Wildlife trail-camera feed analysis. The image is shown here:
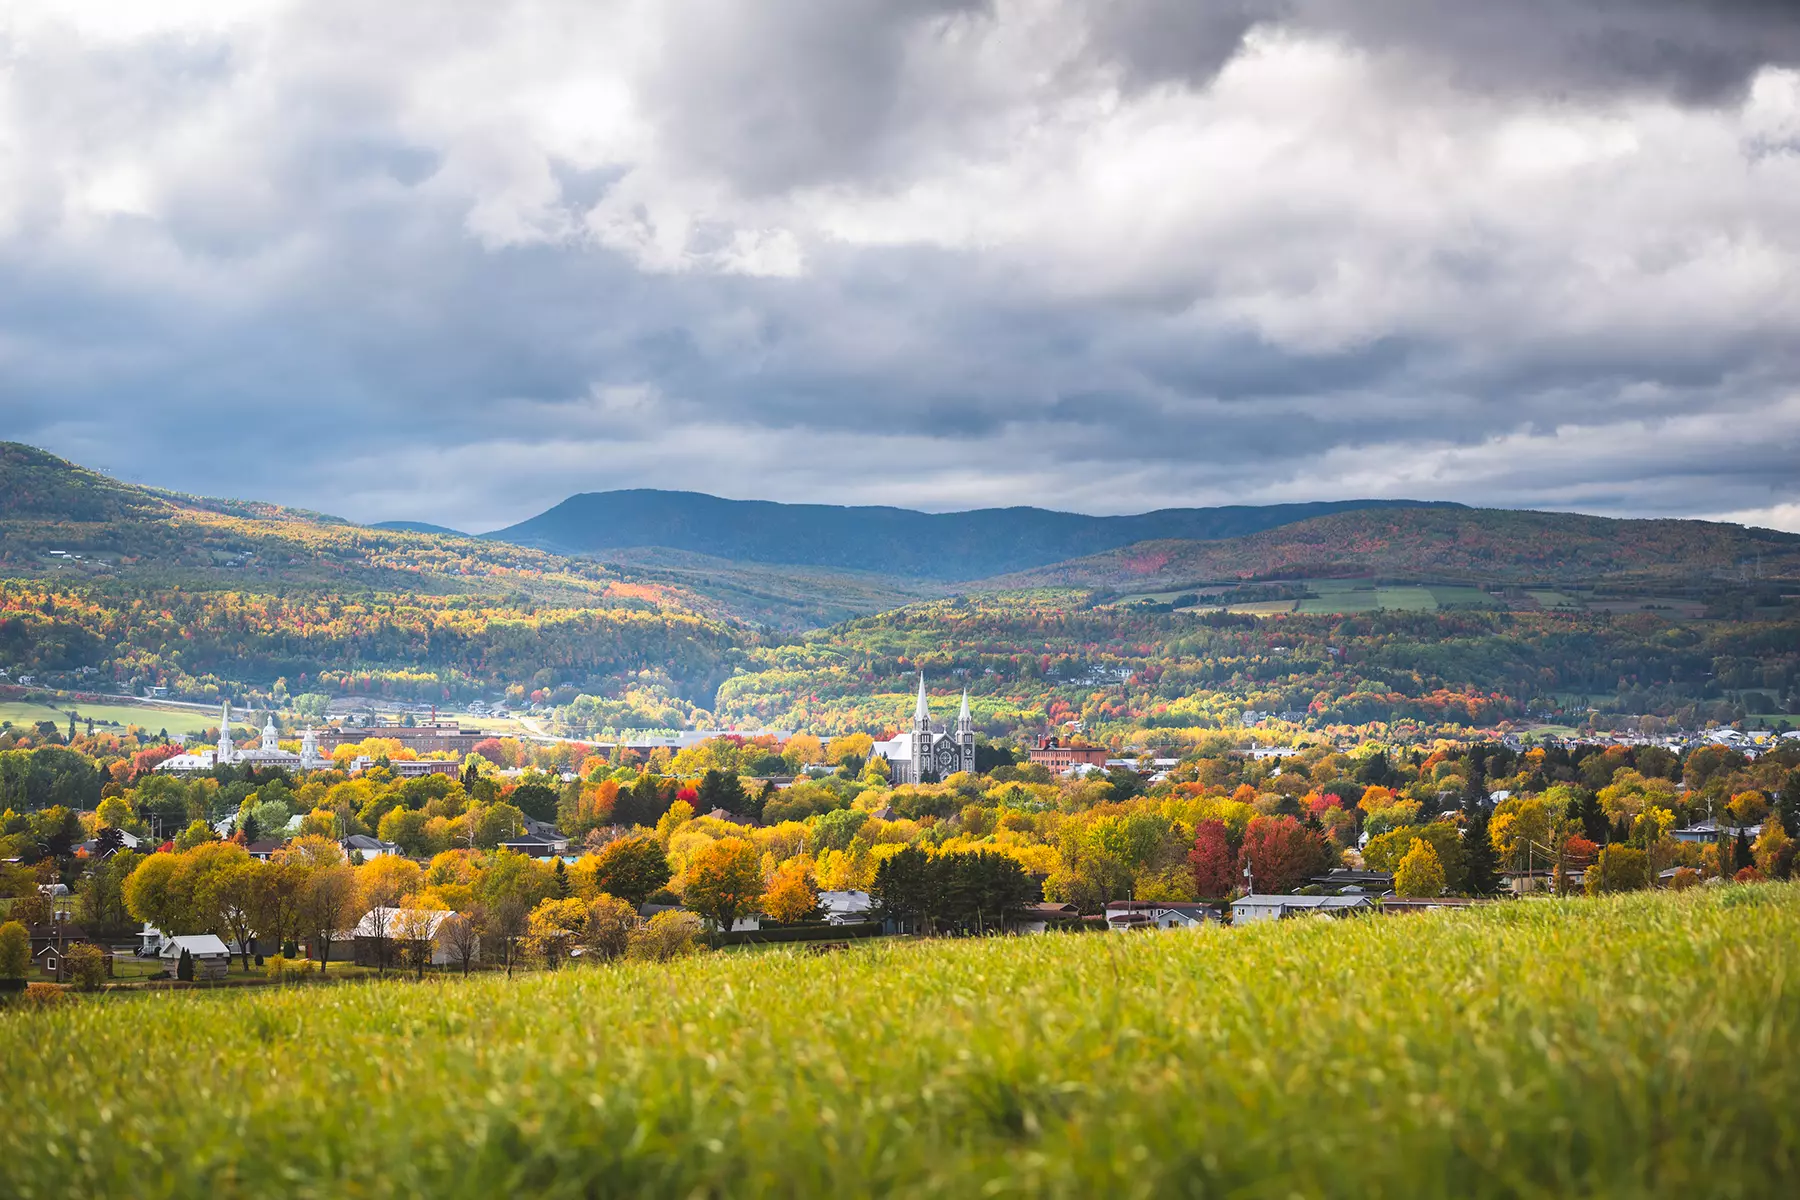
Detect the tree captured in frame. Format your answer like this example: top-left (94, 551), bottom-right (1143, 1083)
top-left (508, 783), bottom-right (559, 824)
top-left (439, 909), bottom-right (484, 976)
top-left (1752, 820), bottom-right (1792, 878)
top-left (681, 837), bottom-right (763, 934)
top-left (578, 834), bottom-right (671, 907)
top-left (1586, 845), bottom-right (1649, 894)
top-left (1394, 838), bottom-right (1446, 898)
top-left (174, 819), bottom-right (216, 851)
top-left (584, 895), bottom-right (636, 961)
top-left (176, 947), bottom-right (194, 981)
top-left (1460, 808), bottom-right (1500, 896)
top-left (490, 896), bottom-right (530, 978)
top-left (297, 865), bottom-right (359, 975)
top-left (762, 857), bottom-right (821, 925)
top-left (1735, 829), bottom-right (1754, 873)
top-left (524, 897), bottom-right (589, 969)
top-left (390, 907), bottom-right (441, 980)
top-left (1239, 815), bottom-right (1334, 894)
top-left (695, 769), bottom-right (748, 818)
top-left (0, 920), bottom-right (27, 979)
top-left (870, 845), bottom-right (935, 931)
top-left (208, 858), bottom-right (268, 971)
top-left (626, 909), bottom-right (701, 961)
top-left (1188, 820), bottom-right (1237, 899)
top-left (935, 851), bottom-right (1032, 935)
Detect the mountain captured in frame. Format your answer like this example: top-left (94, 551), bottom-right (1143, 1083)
top-left (482, 490), bottom-right (1444, 580)
top-left (988, 506), bottom-right (1800, 591)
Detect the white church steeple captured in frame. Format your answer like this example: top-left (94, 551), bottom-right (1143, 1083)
top-left (216, 700), bottom-right (235, 762)
top-left (913, 672), bottom-right (931, 731)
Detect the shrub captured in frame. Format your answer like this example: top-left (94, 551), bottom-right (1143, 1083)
top-left (1668, 868), bottom-right (1700, 891)
top-left (264, 955), bottom-right (312, 983)
top-left (0, 921), bottom-right (27, 980)
top-left (64, 943), bottom-right (108, 991)
top-left (584, 895), bottom-right (637, 962)
top-left (627, 910), bottom-right (702, 962)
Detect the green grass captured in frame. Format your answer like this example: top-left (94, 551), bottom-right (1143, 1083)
top-left (0, 697), bottom-right (218, 737)
top-left (3, 887), bottom-right (1797, 1198)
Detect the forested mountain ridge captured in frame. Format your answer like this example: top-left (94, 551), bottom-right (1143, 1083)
top-left (481, 488), bottom-right (1444, 579)
top-left (989, 506), bottom-right (1800, 591)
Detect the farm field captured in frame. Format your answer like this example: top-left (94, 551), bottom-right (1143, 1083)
top-left (3, 887), bottom-right (1796, 1199)
top-left (0, 698), bottom-right (219, 738)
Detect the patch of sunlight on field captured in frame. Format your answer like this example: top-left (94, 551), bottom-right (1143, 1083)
top-left (0, 698), bottom-right (218, 736)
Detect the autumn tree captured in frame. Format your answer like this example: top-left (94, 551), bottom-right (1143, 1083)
top-left (297, 865), bottom-right (359, 975)
top-left (1460, 808), bottom-right (1500, 896)
top-left (1238, 815), bottom-right (1334, 894)
top-left (762, 857), bottom-right (821, 925)
top-left (525, 897), bottom-right (589, 969)
top-left (681, 837), bottom-right (764, 934)
top-left (1188, 820), bottom-right (1237, 898)
top-left (1586, 845), bottom-right (1649, 895)
top-left (574, 834), bottom-right (671, 907)
top-left (1394, 838), bottom-right (1446, 898)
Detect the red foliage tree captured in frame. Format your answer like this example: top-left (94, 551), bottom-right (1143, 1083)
top-left (1188, 820), bottom-right (1238, 898)
top-left (1239, 815), bottom-right (1335, 894)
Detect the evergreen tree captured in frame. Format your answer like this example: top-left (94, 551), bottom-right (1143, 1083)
top-left (461, 760), bottom-right (479, 791)
top-left (1780, 768), bottom-right (1800, 838)
top-left (177, 948), bottom-right (194, 982)
top-left (1461, 808), bottom-right (1500, 895)
top-left (1735, 829), bottom-right (1754, 872)
top-left (552, 858), bottom-right (570, 899)
top-left (1577, 790), bottom-right (1609, 843)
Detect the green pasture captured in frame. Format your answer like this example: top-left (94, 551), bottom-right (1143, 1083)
top-left (0, 698), bottom-right (219, 737)
top-left (4, 886), bottom-right (1797, 1199)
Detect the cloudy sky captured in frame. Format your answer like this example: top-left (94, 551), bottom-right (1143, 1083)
top-left (4, 1), bottom-right (1800, 532)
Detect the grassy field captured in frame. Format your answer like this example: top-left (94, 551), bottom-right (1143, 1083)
top-left (3, 887), bottom-right (1796, 1198)
top-left (0, 697), bottom-right (219, 737)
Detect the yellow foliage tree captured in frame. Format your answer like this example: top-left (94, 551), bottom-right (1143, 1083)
top-left (1394, 837), bottom-right (1446, 898)
top-left (762, 857), bottom-right (820, 924)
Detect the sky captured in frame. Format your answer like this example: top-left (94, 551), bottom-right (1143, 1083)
top-left (4, 1), bottom-right (1800, 533)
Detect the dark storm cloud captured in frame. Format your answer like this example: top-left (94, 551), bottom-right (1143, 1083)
top-left (1085, 0), bottom-right (1800, 104)
top-left (2, 1), bottom-right (1799, 532)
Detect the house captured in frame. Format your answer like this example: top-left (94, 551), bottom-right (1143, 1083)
top-left (1671, 821), bottom-right (1761, 846)
top-left (1012, 902), bottom-right (1083, 934)
top-left (159, 934), bottom-right (231, 980)
top-left (351, 907), bottom-right (469, 967)
top-left (1105, 901), bottom-right (1222, 931)
top-left (136, 923), bottom-right (167, 956)
top-left (498, 832), bottom-right (569, 858)
top-left (341, 834), bottom-right (401, 859)
top-left (1230, 894), bottom-right (1373, 924)
top-left (34, 941), bottom-right (111, 979)
top-left (244, 839), bottom-right (287, 861)
top-left (818, 890), bottom-right (874, 925)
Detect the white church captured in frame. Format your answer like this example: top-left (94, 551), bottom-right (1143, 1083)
top-left (158, 701), bottom-right (326, 773)
top-left (869, 676), bottom-right (976, 785)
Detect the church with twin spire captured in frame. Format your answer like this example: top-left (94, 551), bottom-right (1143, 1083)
top-left (869, 675), bottom-right (976, 785)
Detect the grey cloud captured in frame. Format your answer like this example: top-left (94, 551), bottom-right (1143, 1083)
top-left (2, 1), bottom-right (1800, 533)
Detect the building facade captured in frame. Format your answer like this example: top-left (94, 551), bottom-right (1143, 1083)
top-left (870, 676), bottom-right (976, 785)
top-left (158, 702), bottom-right (325, 772)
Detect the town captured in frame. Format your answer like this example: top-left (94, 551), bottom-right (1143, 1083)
top-left (5, 678), bottom-right (1795, 993)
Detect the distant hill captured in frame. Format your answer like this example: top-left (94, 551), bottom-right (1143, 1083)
top-left (0, 442), bottom-right (716, 614)
top-left (372, 520), bottom-right (466, 537)
top-left (482, 490), bottom-right (1444, 580)
top-left (988, 506), bottom-right (1800, 590)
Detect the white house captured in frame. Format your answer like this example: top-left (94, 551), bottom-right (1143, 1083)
top-left (1104, 901), bottom-right (1222, 932)
top-left (1230, 894), bottom-right (1373, 925)
top-left (818, 890), bottom-right (874, 925)
top-left (159, 934), bottom-right (231, 979)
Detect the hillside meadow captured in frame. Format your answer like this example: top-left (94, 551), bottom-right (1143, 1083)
top-left (4, 887), bottom-right (1796, 1198)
